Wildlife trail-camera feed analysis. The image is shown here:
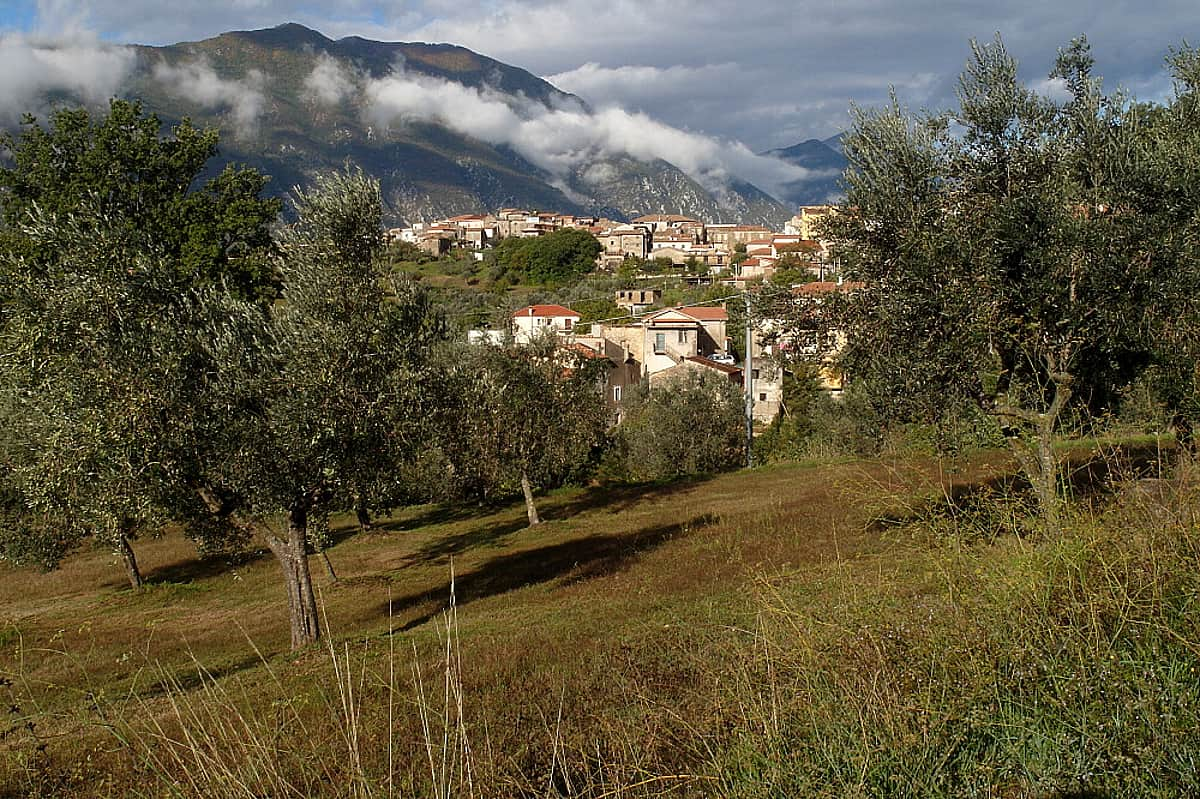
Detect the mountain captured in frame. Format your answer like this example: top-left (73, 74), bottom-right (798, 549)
top-left (761, 137), bottom-right (849, 207)
top-left (64, 23), bottom-right (792, 226)
top-left (822, 132), bottom-right (846, 154)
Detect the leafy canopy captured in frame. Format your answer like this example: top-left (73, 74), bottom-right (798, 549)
top-left (0, 98), bottom-right (280, 302)
top-left (491, 227), bottom-right (603, 286)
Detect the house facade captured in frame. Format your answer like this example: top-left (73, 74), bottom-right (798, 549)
top-left (511, 304), bottom-right (582, 344)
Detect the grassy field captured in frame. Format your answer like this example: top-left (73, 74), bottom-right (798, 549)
top-left (2, 448), bottom-right (1197, 797)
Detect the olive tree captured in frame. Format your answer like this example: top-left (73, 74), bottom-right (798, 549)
top-left (827, 36), bottom-right (1177, 531)
top-left (611, 370), bottom-right (744, 482)
top-left (193, 168), bottom-right (443, 648)
top-left (0, 101), bottom-right (279, 587)
top-left (444, 338), bottom-right (609, 526)
top-left (0, 209), bottom-right (238, 586)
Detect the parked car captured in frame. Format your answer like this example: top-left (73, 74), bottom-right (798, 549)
top-left (708, 352), bottom-right (736, 364)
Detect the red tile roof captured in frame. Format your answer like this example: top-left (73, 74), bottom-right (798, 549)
top-left (562, 342), bottom-right (610, 360)
top-left (678, 305), bottom-right (728, 321)
top-left (512, 304), bottom-right (581, 318)
top-left (632, 214), bottom-right (701, 223)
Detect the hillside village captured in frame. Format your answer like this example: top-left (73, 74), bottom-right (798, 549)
top-left (394, 205), bottom-right (850, 425)
top-left (391, 205), bottom-right (839, 281)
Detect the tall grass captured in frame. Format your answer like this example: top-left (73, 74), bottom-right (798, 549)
top-left (105, 569), bottom-right (489, 799)
top-left (712, 460), bottom-right (1200, 797)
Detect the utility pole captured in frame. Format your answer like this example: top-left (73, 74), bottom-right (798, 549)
top-left (744, 292), bottom-right (754, 468)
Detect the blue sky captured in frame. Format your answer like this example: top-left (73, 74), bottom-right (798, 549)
top-left (0, 1), bottom-right (38, 32)
top-left (0, 0), bottom-right (1194, 149)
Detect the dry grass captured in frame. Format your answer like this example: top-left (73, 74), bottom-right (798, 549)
top-left (5, 447), bottom-right (1183, 797)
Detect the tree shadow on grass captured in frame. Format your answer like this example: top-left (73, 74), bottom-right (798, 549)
top-left (143, 549), bottom-right (269, 586)
top-left (356, 476), bottom-right (719, 568)
top-left (400, 515), bottom-right (529, 567)
top-left (543, 475), bottom-right (715, 519)
top-left (381, 512), bottom-right (720, 632)
top-left (356, 502), bottom-right (487, 535)
top-left (138, 652), bottom-right (267, 699)
top-left (865, 443), bottom-right (1173, 532)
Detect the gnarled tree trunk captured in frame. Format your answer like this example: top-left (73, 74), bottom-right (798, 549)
top-left (520, 471), bottom-right (541, 527)
top-left (118, 534), bottom-right (143, 590)
top-left (266, 504), bottom-right (320, 649)
top-left (999, 366), bottom-right (1073, 536)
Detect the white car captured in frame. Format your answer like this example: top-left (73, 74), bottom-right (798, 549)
top-left (708, 352), bottom-right (736, 364)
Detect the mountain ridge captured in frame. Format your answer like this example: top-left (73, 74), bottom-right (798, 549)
top-left (5, 23), bottom-right (837, 226)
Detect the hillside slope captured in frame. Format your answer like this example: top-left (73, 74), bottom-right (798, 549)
top-left (2, 450), bottom-right (1198, 797)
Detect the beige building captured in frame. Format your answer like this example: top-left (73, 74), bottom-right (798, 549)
top-left (631, 214), bottom-right (702, 235)
top-left (785, 205), bottom-right (838, 241)
top-left (593, 305), bottom-right (730, 385)
top-left (599, 224), bottom-right (652, 264)
top-left (649, 245), bottom-right (729, 269)
top-left (570, 337), bottom-right (643, 407)
top-left (706, 224), bottom-right (773, 253)
top-left (615, 288), bottom-right (661, 314)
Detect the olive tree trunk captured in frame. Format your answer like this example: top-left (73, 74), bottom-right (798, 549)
top-left (999, 367), bottom-right (1073, 536)
top-left (520, 471), bottom-right (541, 527)
top-left (355, 494), bottom-right (372, 534)
top-left (118, 534), bottom-right (143, 590)
top-left (319, 549), bottom-right (339, 583)
top-left (266, 505), bottom-right (321, 649)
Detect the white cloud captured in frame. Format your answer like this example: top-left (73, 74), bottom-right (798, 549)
top-left (547, 62), bottom-right (742, 110)
top-left (12, 0), bottom-right (1199, 153)
top-left (1030, 76), bottom-right (1073, 103)
top-left (303, 53), bottom-right (357, 105)
top-left (0, 32), bottom-right (135, 122)
top-left (152, 57), bottom-right (268, 137)
top-left (362, 65), bottom-right (812, 201)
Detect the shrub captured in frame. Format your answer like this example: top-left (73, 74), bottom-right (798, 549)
top-left (609, 370), bottom-right (744, 481)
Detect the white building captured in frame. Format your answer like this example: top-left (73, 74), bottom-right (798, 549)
top-left (510, 304), bottom-right (582, 344)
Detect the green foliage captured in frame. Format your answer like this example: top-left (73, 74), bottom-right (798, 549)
top-left (195, 168), bottom-right (445, 523)
top-left (830, 36), bottom-right (1168, 424)
top-left (490, 228), bottom-right (602, 286)
top-left (754, 365), bottom-right (834, 462)
top-left (0, 189), bottom-right (247, 572)
top-left (608, 370), bottom-right (744, 481)
top-left (384, 239), bottom-right (431, 265)
top-left (568, 296), bottom-right (624, 332)
top-left (438, 341), bottom-right (609, 503)
top-left (820, 35), bottom-right (1200, 528)
top-left (0, 99), bottom-right (280, 303)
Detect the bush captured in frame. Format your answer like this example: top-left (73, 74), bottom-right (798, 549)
top-left (490, 228), bottom-right (602, 286)
top-left (607, 370), bottom-right (744, 481)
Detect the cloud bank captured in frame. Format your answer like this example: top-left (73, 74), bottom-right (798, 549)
top-left (0, 32), bottom-right (135, 123)
top-left (362, 66), bottom-right (812, 201)
top-left (303, 53), bottom-right (357, 105)
top-left (152, 57), bottom-right (268, 138)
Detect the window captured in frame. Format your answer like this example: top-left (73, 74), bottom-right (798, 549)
top-left (654, 332), bottom-right (665, 352)
top-left (759, 392), bottom-right (767, 401)
top-left (752, 369), bottom-right (760, 380)
top-left (613, 385), bottom-right (622, 402)
top-left (677, 330), bottom-right (688, 343)
top-left (564, 318), bottom-right (573, 330)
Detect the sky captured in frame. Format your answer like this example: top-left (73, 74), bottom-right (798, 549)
top-left (0, 0), bottom-right (1194, 154)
